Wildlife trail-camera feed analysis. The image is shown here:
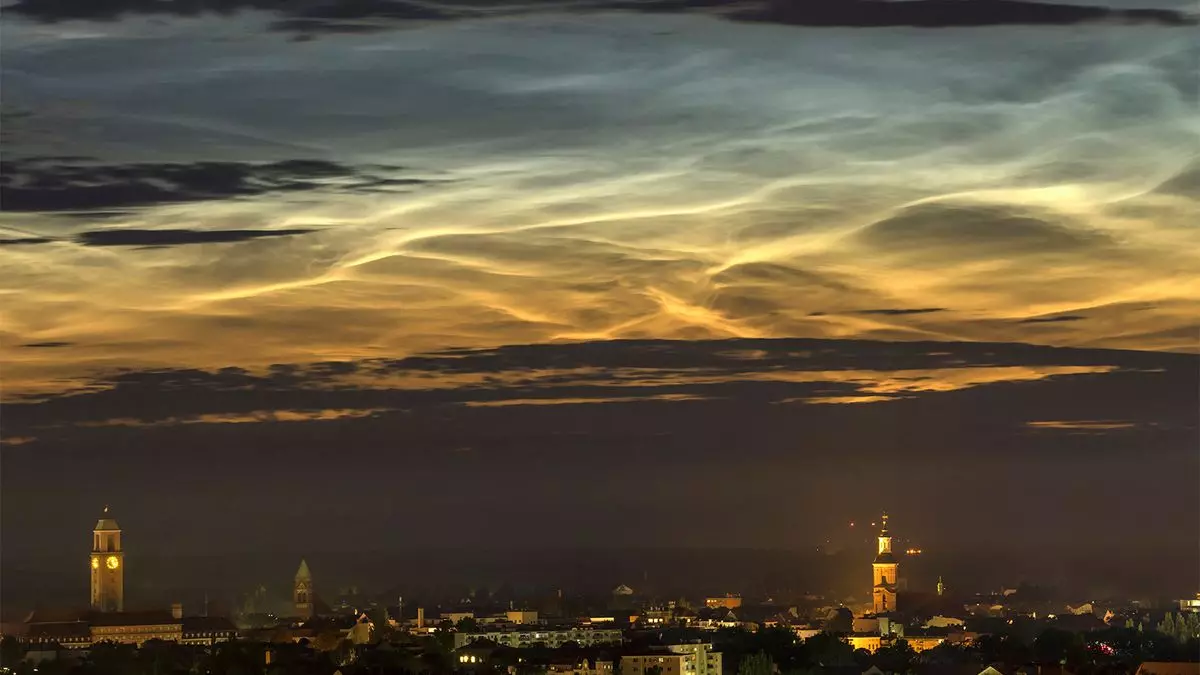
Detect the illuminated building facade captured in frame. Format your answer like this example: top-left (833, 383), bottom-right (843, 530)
top-left (843, 634), bottom-right (944, 654)
top-left (1180, 594), bottom-right (1200, 613)
top-left (705, 595), bottom-right (743, 609)
top-left (18, 607), bottom-right (235, 649)
top-left (872, 513), bottom-right (898, 615)
top-left (622, 643), bottom-right (722, 675)
top-left (90, 507), bottom-right (124, 613)
top-left (90, 612), bottom-right (182, 646)
top-left (453, 627), bottom-right (623, 649)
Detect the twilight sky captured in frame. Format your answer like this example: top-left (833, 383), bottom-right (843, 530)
top-left (1, 0), bottom-right (1198, 606)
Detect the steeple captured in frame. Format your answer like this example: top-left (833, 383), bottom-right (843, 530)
top-left (293, 559), bottom-right (314, 619)
top-left (937, 576), bottom-right (945, 596)
top-left (871, 511), bottom-right (898, 615)
top-left (875, 513), bottom-right (895, 561)
top-left (90, 506), bottom-right (125, 612)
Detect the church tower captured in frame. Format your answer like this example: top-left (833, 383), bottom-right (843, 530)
top-left (90, 506), bottom-right (124, 612)
top-left (871, 513), bottom-right (898, 615)
top-left (294, 559), bottom-right (314, 619)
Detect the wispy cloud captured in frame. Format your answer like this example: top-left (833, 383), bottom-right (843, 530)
top-left (1019, 315), bottom-right (1088, 324)
top-left (461, 393), bottom-right (711, 407)
top-left (3, 338), bottom-right (1191, 440)
top-left (1026, 419), bottom-right (1139, 431)
top-left (75, 407), bottom-right (394, 428)
top-left (852, 308), bottom-right (946, 316)
top-left (1, 10), bottom-right (1197, 404)
top-left (781, 395), bottom-right (901, 404)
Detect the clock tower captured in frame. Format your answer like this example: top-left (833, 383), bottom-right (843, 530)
top-left (90, 506), bottom-right (124, 612)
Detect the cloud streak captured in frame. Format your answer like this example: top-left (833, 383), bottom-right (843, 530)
top-left (852, 308), bottom-right (947, 316)
top-left (4, 337), bottom-right (1193, 435)
top-left (1019, 314), bottom-right (1088, 323)
top-left (0, 8), bottom-right (1197, 401)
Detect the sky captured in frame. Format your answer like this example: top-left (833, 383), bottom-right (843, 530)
top-left (1, 0), bottom-right (1198, 610)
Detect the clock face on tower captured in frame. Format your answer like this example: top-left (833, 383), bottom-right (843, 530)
top-left (91, 557), bottom-right (99, 569)
top-left (106, 555), bottom-right (120, 570)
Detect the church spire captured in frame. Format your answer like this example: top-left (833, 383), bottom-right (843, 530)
top-left (871, 511), bottom-right (898, 615)
top-left (294, 559), bottom-right (314, 619)
top-left (877, 512), bottom-right (892, 556)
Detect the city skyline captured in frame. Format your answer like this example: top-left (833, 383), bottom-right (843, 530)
top-left (1, 0), bottom-right (1198, 626)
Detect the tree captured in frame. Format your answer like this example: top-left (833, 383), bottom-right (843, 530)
top-left (972, 633), bottom-right (1030, 665)
top-left (739, 651), bottom-right (776, 675)
top-left (0, 636), bottom-right (21, 668)
top-left (1180, 613), bottom-right (1200, 642)
top-left (917, 642), bottom-right (969, 666)
top-left (1034, 628), bottom-right (1082, 665)
top-left (803, 633), bottom-right (855, 667)
top-left (1159, 613), bottom-right (1178, 640)
top-left (1154, 612), bottom-right (1200, 645)
top-left (367, 606), bottom-right (393, 640)
top-left (86, 641), bottom-right (142, 675)
top-left (755, 627), bottom-right (800, 669)
top-left (874, 639), bottom-right (916, 673)
top-left (457, 616), bottom-right (480, 632)
top-left (824, 609), bottom-right (853, 634)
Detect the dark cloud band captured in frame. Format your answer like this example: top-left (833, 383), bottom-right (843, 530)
top-left (0, 159), bottom-right (433, 213)
top-left (5, 0), bottom-right (1193, 31)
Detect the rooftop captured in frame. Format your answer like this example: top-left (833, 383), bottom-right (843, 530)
top-left (182, 616), bottom-right (238, 633)
top-left (93, 505), bottom-right (120, 531)
top-left (90, 611), bottom-right (179, 627)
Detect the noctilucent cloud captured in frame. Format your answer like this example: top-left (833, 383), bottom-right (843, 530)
top-left (1, 0), bottom-right (1197, 603)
